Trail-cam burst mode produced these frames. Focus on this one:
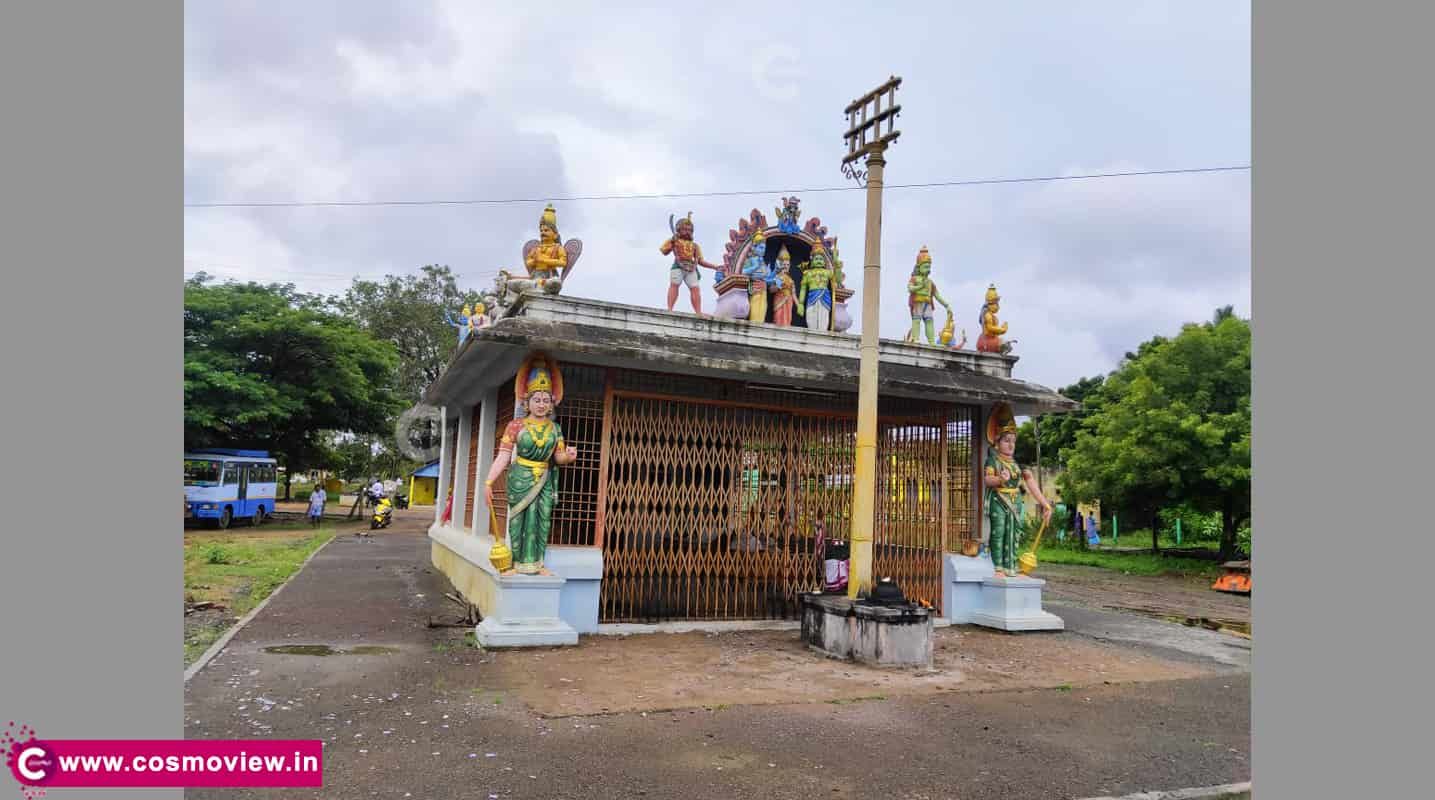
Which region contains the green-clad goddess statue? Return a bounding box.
[983,402,1053,576]
[483,352,578,576]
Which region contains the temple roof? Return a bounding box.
[423,294,1078,416]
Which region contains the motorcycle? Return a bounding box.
[370,497,393,530]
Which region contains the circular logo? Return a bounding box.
[13,742,56,785]
[393,404,442,462]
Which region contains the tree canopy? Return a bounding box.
[1061,312,1251,558]
[184,275,405,485]
[338,265,480,403]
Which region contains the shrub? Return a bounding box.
[203,544,232,565]
[1021,504,1074,549]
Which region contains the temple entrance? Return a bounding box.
[597,375,976,622]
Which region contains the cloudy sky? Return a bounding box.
[184,1,1250,391]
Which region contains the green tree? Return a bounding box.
[339,265,481,403]
[1015,375,1106,468]
[184,275,404,497]
[1063,312,1251,559]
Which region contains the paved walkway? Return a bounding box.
[184,521,1250,799]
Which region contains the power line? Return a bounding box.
[183,164,1251,209]
[184,260,502,281]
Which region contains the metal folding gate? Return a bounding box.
[598,382,976,623]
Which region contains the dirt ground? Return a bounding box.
[492,624,1221,718]
[1039,563,1251,634]
[185,523,1250,799]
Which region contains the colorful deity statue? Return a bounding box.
[660,212,718,315]
[983,402,1053,577]
[769,246,797,326]
[907,246,952,345]
[938,309,966,350]
[445,304,475,345]
[469,300,491,332]
[976,284,1011,354]
[775,196,802,234]
[795,246,834,332]
[742,229,773,323]
[520,204,583,299]
[482,352,578,576]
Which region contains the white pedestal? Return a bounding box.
[474,572,579,648]
[942,554,995,624]
[970,574,1065,632]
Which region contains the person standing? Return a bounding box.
[306,486,326,528]
[1086,511,1101,546]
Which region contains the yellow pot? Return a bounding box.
[489,540,513,573]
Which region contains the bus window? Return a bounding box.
[184,459,223,487]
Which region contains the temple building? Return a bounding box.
[421,202,1077,644]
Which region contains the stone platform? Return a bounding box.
[943,553,1065,632]
[473,572,579,647]
[971,574,1065,632]
[799,593,933,668]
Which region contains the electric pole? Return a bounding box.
[841,76,902,599]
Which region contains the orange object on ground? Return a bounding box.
[1211,560,1251,594]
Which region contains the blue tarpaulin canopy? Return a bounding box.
[411,461,440,478]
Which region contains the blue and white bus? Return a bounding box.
[184,449,278,528]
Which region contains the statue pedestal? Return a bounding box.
[832,287,855,333]
[970,574,1065,632]
[942,553,995,624]
[713,276,750,321]
[474,572,580,648]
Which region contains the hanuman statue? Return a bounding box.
[906,246,951,345]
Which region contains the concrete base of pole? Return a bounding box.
[799,593,933,668]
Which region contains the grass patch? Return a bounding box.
[184,624,227,666]
[1035,544,1226,580]
[183,527,334,666]
[1055,683,1073,692]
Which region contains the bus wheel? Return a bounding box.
[252,507,265,527]
[217,508,232,530]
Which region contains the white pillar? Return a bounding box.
[434,408,451,526]
[470,387,499,537]
[452,406,473,533]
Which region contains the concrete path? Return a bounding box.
[184,523,1250,799]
